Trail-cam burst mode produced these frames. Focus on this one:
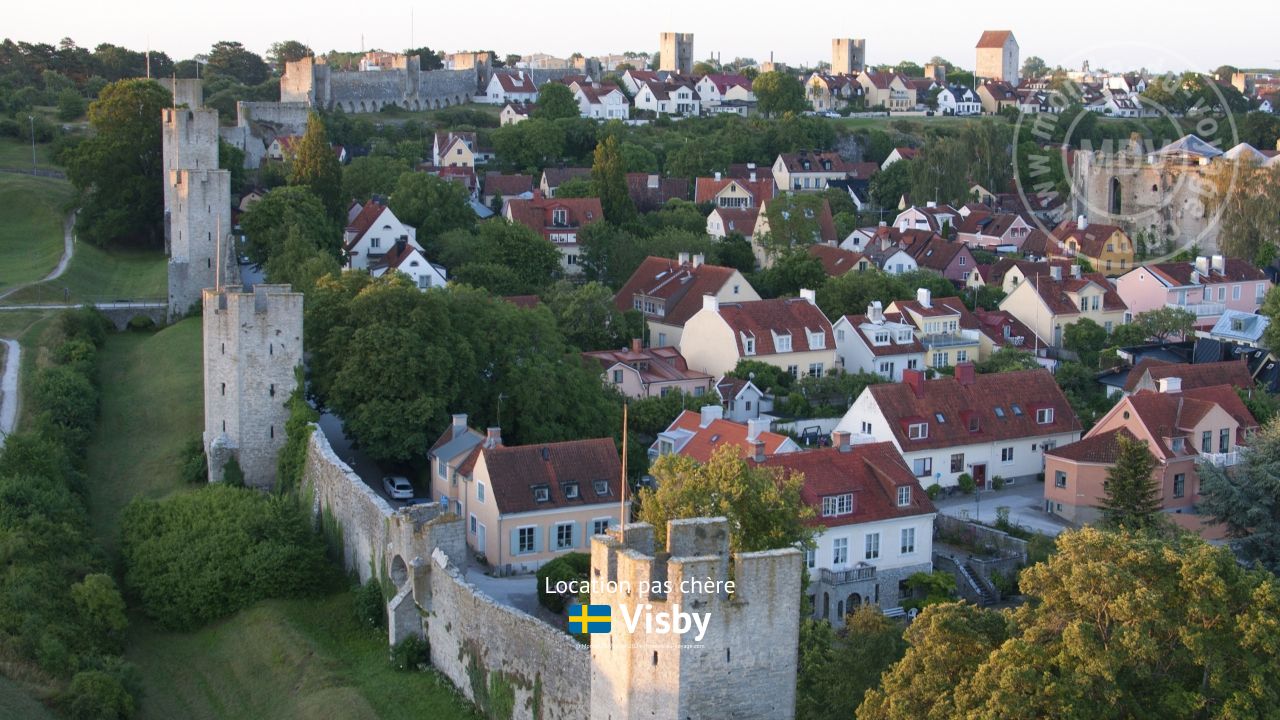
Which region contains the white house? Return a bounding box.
[633,80,701,116]
[574,84,631,120]
[344,200,420,270]
[835,364,1083,489]
[715,376,772,422]
[936,85,981,115]
[756,437,937,620]
[679,291,837,378]
[369,239,447,290]
[833,302,927,381]
[483,71,539,104]
[695,73,755,107]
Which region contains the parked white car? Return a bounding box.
[382,475,414,500]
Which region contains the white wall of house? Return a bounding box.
[347,212,420,270]
[809,514,936,578]
[834,318,925,381]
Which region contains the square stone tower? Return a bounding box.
[659,32,694,75]
[975,30,1019,85]
[161,108,219,221]
[168,168,236,317]
[831,38,866,75]
[202,285,304,488]
[590,518,803,720]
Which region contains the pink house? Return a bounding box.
[582,341,714,400]
[1114,255,1271,329]
[954,211,1034,250]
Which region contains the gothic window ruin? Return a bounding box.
[1109,177,1122,215]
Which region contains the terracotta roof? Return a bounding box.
[753,442,936,529]
[368,239,425,272]
[503,100,534,116]
[582,345,712,387]
[1046,427,1141,463]
[503,294,541,309]
[976,30,1015,48]
[1051,219,1126,259]
[1023,273,1127,315]
[956,211,1022,238]
[483,173,533,197]
[1120,386,1256,459]
[577,83,625,104]
[505,197,603,237]
[1142,259,1267,287]
[711,207,759,235]
[715,297,835,356]
[985,257,1072,286]
[1018,228,1060,257]
[901,234,970,273]
[493,71,537,94]
[841,314,926,356]
[613,256,739,326]
[1123,359,1253,393]
[862,72,905,90]
[661,410,793,463]
[344,200,395,251]
[715,376,758,401]
[701,73,753,94]
[981,81,1018,101]
[482,437,622,515]
[973,309,1047,350]
[892,147,918,160]
[868,368,1080,450]
[808,245,866,277]
[541,167,592,189]
[846,162,879,180]
[776,151,854,174]
[625,173,690,210]
[693,177,776,204]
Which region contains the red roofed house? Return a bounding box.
[857,72,916,112]
[1122,359,1254,395]
[886,289,984,370]
[481,173,534,209]
[880,146,918,170]
[1044,381,1256,531]
[539,167,592,197]
[344,199,420,270]
[1049,217,1135,275]
[1114,255,1271,329]
[633,78,701,116]
[680,290,837,378]
[998,266,1129,347]
[755,435,937,620]
[614,254,760,347]
[431,419,628,574]
[583,340,714,400]
[835,364,1082,489]
[483,70,539,104]
[772,151,856,192]
[368,239,447,290]
[973,308,1050,357]
[503,196,603,273]
[694,173,776,208]
[808,244,870,277]
[706,207,760,239]
[899,233,977,283]
[651,405,799,463]
[955,211,1035,250]
[695,73,755,107]
[626,173,690,212]
[574,83,630,120]
[978,80,1019,114]
[833,301,926,381]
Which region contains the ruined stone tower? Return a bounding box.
[203,284,303,487]
[659,32,694,75]
[590,518,803,720]
[161,107,219,222]
[831,38,866,75]
[168,168,236,317]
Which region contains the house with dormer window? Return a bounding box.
[694,173,776,209]
[755,436,936,621]
[613,254,760,347]
[1114,255,1270,329]
[503,196,603,273]
[343,199,421,270]
[633,79,701,116]
[772,151,855,192]
[679,290,836,377]
[651,405,799,462]
[835,364,1081,489]
[368,239,447,290]
[955,211,1034,250]
[834,302,926,380]
[1049,217,1134,274]
[999,266,1129,347]
[582,340,713,400]
[886,289,984,369]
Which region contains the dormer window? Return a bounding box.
[1171,437,1185,453]
[1036,408,1054,424]
[908,422,928,440]
[874,331,890,345]
[935,413,945,423]
[809,330,825,349]
[822,493,853,517]
[743,334,756,356]
[564,483,580,500]
[968,415,980,432]
[897,330,913,343]
[776,333,793,352]
[897,486,911,507]
[533,485,550,503]
[552,208,568,226]
[593,480,610,496]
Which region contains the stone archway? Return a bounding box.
[390,554,409,587]
[1109,176,1123,216]
[847,593,862,610]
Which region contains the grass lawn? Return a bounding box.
[0,137,57,170]
[836,114,979,131]
[0,242,166,306]
[0,174,72,295]
[0,676,57,720]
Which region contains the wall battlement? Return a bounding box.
[161,108,219,219]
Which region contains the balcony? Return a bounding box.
[1200,450,1241,467]
[1166,300,1226,317]
[819,563,876,585]
[921,330,980,349]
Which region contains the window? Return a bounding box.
[865,533,880,560]
[1079,297,1087,312]
[1055,470,1067,488]
[744,338,755,355]
[517,526,536,554]
[555,523,574,550]
[837,329,845,341]
[612,369,623,384]
[470,514,477,533]
[592,518,611,536]
[1171,437,1185,453]
[1091,295,1100,311]
[1001,447,1014,463]
[1233,284,1241,301]
[956,350,968,363]
[1036,408,1054,424]
[477,483,485,501]
[908,422,928,440]
[657,332,667,346]
[786,364,799,378]
[907,358,919,370]
[1258,283,1267,302]
[371,237,381,249]
[879,361,895,376]
[1218,286,1225,301]
[1168,472,1186,498]
[823,494,853,516]
[994,406,1006,418]
[951,453,964,472]
[777,334,793,352]
[594,480,610,496]
[1201,430,1212,453]
[805,548,816,568]
[1220,428,1230,453]
[874,331,890,344]
[932,352,947,366]
[912,457,932,477]
[552,208,568,225]
[438,459,447,479]
[897,486,911,507]
[860,421,872,434]
[733,284,740,295]
[809,331,826,349]
[564,483,580,499]
[833,538,848,565]
[1105,321,1113,333]
[534,485,550,503]
[1010,403,1023,416]
[900,527,916,554]
[808,363,824,377]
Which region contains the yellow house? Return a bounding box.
[1050,218,1135,275]
[998,266,1130,347]
[679,291,836,378]
[886,289,984,369]
[433,131,477,168]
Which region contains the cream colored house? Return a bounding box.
[998,266,1129,347]
[679,290,836,378]
[613,254,760,348]
[886,290,983,369]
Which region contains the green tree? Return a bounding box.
[534,82,581,121]
[64,78,170,247]
[816,268,910,319]
[591,135,635,223]
[491,119,566,173]
[619,141,658,172]
[266,40,313,73]
[438,221,561,295]
[1199,417,1280,573]
[756,194,828,259]
[1098,434,1161,531]
[70,574,128,653]
[726,359,793,394]
[868,159,910,209]
[1134,306,1195,341]
[205,40,269,85]
[1207,159,1280,264]
[239,185,340,266]
[1063,317,1107,367]
[663,137,732,179]
[639,446,815,552]
[388,172,475,238]
[552,177,593,198]
[341,156,408,203]
[1241,110,1280,151]
[263,225,342,294]
[907,137,971,207]
[1259,285,1280,351]
[289,112,344,222]
[219,138,247,196]
[975,347,1040,374]
[750,250,825,298]
[542,280,643,351]
[56,88,86,120]
[798,608,908,720]
[754,71,809,117]
[1020,56,1047,79]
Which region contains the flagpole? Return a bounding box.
[620,402,628,545]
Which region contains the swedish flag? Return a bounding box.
[568,603,612,634]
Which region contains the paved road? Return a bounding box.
[0,339,19,450]
[316,410,411,506]
[933,480,1071,537]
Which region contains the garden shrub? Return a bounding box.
[957,473,976,494]
[536,552,590,613]
[389,635,430,671]
[354,578,386,629]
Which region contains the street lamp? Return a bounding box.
[29,115,36,170]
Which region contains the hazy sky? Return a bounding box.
[10,1,1277,73]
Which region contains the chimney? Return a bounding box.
[955,361,976,386]
[630,338,642,353]
[868,300,884,324]
[484,426,502,448]
[1158,377,1183,394]
[752,439,766,462]
[916,288,931,308]
[799,288,817,305]
[692,253,705,268]
[702,294,719,313]
[1211,254,1225,274]
[452,413,468,435]
[1194,256,1209,276]
[1070,264,1082,279]
[903,368,926,398]
[747,417,769,442]
[714,171,722,181]
[678,251,690,265]
[1077,214,1088,229]
[878,220,887,227]
[1050,265,1063,281]
[832,430,851,452]
[699,404,724,428]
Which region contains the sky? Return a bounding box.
[9,0,1277,74]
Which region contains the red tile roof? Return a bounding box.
[984,257,1072,286]
[1118,386,1257,459]
[493,71,537,94]
[694,177,776,204]
[505,197,603,238]
[711,207,759,236]
[1023,273,1127,315]
[702,73,753,94]
[1046,427,1140,463]
[973,309,1047,350]
[715,297,835,356]
[976,30,1015,48]
[868,368,1080,450]
[901,234,971,273]
[625,173,690,210]
[840,314,926,356]
[776,151,855,174]
[503,294,541,309]
[808,244,866,277]
[1051,219,1127,259]
[1123,359,1254,393]
[662,410,793,463]
[753,442,936,528]
[582,346,712,387]
[1143,259,1267,286]
[481,437,622,515]
[614,256,742,326]
[344,200,392,251]
[483,173,533,197]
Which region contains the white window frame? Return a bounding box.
[477,482,485,502]
[833,537,848,565]
[1036,407,1054,424]
[822,493,854,517]
[896,485,911,507]
[1001,446,1014,464]
[864,532,880,560]
[591,517,612,536]
[900,527,916,554]
[908,422,928,440]
[553,522,574,550]
[516,525,536,554]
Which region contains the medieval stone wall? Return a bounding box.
[161,108,219,217]
[168,168,234,315]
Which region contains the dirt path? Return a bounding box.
[0,338,19,449]
[0,209,76,302]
